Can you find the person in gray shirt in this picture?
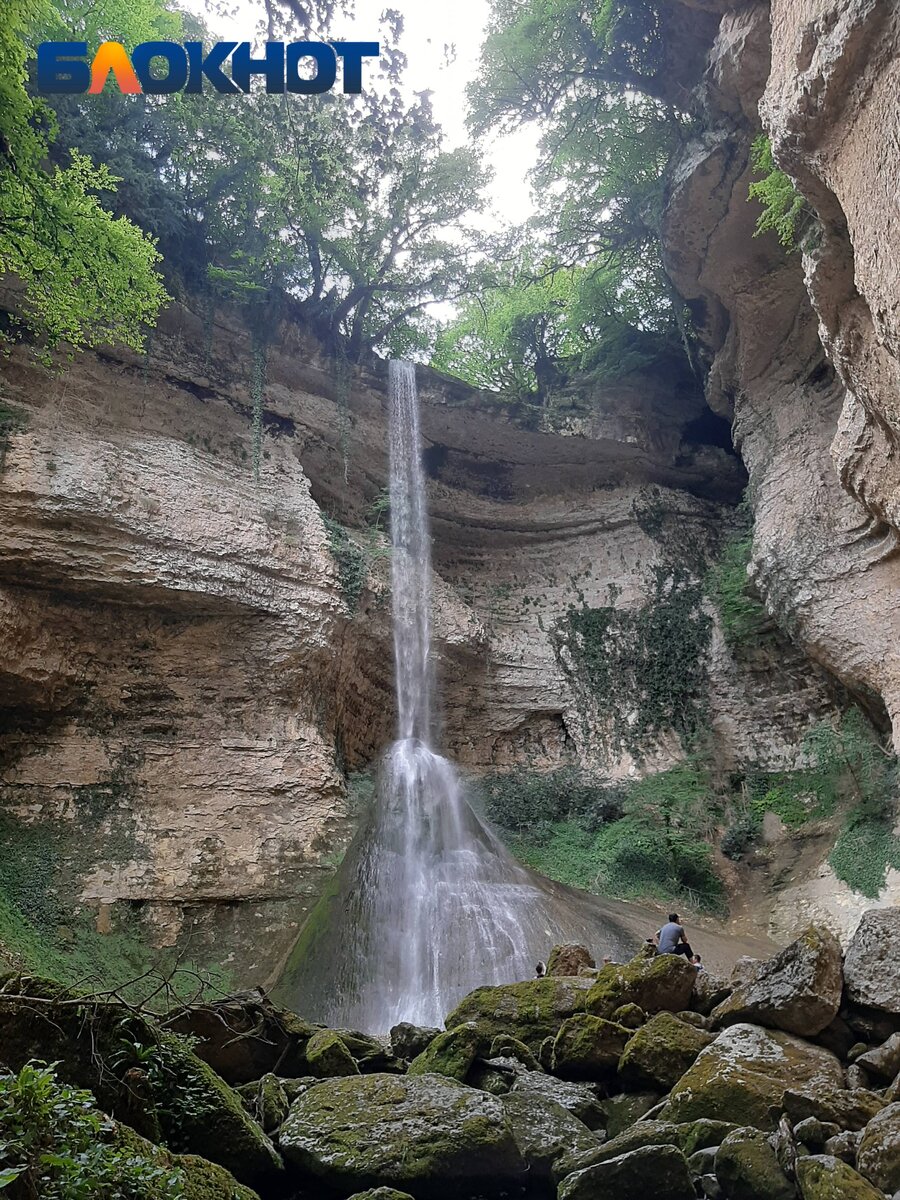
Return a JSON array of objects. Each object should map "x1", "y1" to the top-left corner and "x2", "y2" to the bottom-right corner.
[{"x1": 655, "y1": 913, "x2": 693, "y2": 958}]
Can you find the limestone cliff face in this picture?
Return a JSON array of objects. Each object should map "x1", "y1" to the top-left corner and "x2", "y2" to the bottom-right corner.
[
  {"x1": 660, "y1": 0, "x2": 900, "y2": 933},
  {"x1": 0, "y1": 287, "x2": 840, "y2": 978}
]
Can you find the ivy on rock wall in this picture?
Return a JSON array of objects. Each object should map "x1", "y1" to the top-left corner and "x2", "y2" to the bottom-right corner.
[{"x1": 552, "y1": 564, "x2": 712, "y2": 756}]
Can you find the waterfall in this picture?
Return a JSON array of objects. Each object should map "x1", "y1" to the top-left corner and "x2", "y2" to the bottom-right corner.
[{"x1": 275, "y1": 360, "x2": 637, "y2": 1031}]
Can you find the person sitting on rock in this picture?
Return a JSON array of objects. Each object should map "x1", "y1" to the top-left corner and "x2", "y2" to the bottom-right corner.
[
  {"x1": 655, "y1": 913, "x2": 694, "y2": 959},
  {"x1": 535, "y1": 961, "x2": 547, "y2": 978}
]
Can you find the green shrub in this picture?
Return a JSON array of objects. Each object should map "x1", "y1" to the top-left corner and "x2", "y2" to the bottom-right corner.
[
  {"x1": 706, "y1": 503, "x2": 770, "y2": 650},
  {"x1": 748, "y1": 135, "x2": 807, "y2": 249},
  {"x1": 720, "y1": 813, "x2": 760, "y2": 861},
  {"x1": 478, "y1": 766, "x2": 626, "y2": 833},
  {"x1": 0, "y1": 1061, "x2": 183, "y2": 1199},
  {"x1": 502, "y1": 759, "x2": 726, "y2": 913},
  {"x1": 322, "y1": 516, "x2": 368, "y2": 612}
]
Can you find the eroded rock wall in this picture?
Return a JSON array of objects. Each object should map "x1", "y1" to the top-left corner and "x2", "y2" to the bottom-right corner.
[
  {"x1": 0, "y1": 289, "x2": 841, "y2": 978},
  {"x1": 661, "y1": 0, "x2": 900, "y2": 934}
]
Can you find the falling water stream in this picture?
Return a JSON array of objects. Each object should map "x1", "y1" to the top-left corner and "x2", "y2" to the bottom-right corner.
[{"x1": 275, "y1": 361, "x2": 637, "y2": 1031}]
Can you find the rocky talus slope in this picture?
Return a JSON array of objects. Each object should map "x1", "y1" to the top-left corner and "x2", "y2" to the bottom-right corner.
[{"x1": 6, "y1": 913, "x2": 900, "y2": 1198}]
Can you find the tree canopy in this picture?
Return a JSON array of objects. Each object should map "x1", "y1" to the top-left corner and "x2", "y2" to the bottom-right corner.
[{"x1": 0, "y1": 0, "x2": 172, "y2": 357}]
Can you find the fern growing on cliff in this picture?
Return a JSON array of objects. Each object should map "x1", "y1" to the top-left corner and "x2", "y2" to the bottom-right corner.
[{"x1": 748, "y1": 136, "x2": 807, "y2": 249}]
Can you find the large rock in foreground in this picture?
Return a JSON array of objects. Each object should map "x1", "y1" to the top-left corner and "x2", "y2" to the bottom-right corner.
[
  {"x1": 856, "y1": 1101, "x2": 900, "y2": 1193},
  {"x1": 558, "y1": 1144, "x2": 695, "y2": 1200},
  {"x1": 279, "y1": 1072, "x2": 526, "y2": 1197},
  {"x1": 618, "y1": 1012, "x2": 714, "y2": 1092},
  {"x1": 585, "y1": 952, "x2": 697, "y2": 1020},
  {"x1": 711, "y1": 926, "x2": 843, "y2": 1037},
  {"x1": 796, "y1": 1154, "x2": 885, "y2": 1199},
  {"x1": 844, "y1": 910, "x2": 900, "y2": 1015},
  {"x1": 444, "y1": 977, "x2": 592, "y2": 1051},
  {"x1": 665, "y1": 1023, "x2": 845, "y2": 1130}
]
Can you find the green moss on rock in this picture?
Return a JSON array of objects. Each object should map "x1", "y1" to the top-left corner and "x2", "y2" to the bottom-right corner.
[
  {"x1": 408, "y1": 1024, "x2": 485, "y2": 1081},
  {"x1": 558, "y1": 1143, "x2": 695, "y2": 1200},
  {"x1": 236, "y1": 1074, "x2": 289, "y2": 1133},
  {"x1": 611, "y1": 1002, "x2": 645, "y2": 1028},
  {"x1": 151, "y1": 1034, "x2": 283, "y2": 1189},
  {"x1": 306, "y1": 1029, "x2": 360, "y2": 1078},
  {"x1": 551, "y1": 1014, "x2": 631, "y2": 1079},
  {"x1": 796, "y1": 1154, "x2": 885, "y2": 1199},
  {"x1": 177, "y1": 1155, "x2": 261, "y2": 1200},
  {"x1": 714, "y1": 1127, "x2": 795, "y2": 1200},
  {"x1": 586, "y1": 953, "x2": 697, "y2": 1020},
  {"x1": 618, "y1": 1011, "x2": 713, "y2": 1092},
  {"x1": 444, "y1": 977, "x2": 592, "y2": 1051},
  {"x1": 602, "y1": 1091, "x2": 661, "y2": 1138},
  {"x1": 489, "y1": 1034, "x2": 540, "y2": 1070},
  {"x1": 665, "y1": 1024, "x2": 844, "y2": 1130},
  {"x1": 279, "y1": 1072, "x2": 526, "y2": 1197}
]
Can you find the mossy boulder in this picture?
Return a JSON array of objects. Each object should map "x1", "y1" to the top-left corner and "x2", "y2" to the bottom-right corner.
[
  {"x1": 844, "y1": 908, "x2": 900, "y2": 1016},
  {"x1": 306, "y1": 1029, "x2": 360, "y2": 1078},
  {"x1": 346, "y1": 1191, "x2": 416, "y2": 1200},
  {"x1": 547, "y1": 944, "x2": 596, "y2": 977},
  {"x1": 618, "y1": 1011, "x2": 714, "y2": 1092},
  {"x1": 408, "y1": 1023, "x2": 484, "y2": 1081},
  {"x1": 714, "y1": 1127, "x2": 795, "y2": 1200},
  {"x1": 552, "y1": 1119, "x2": 682, "y2": 1182},
  {"x1": 602, "y1": 1091, "x2": 661, "y2": 1137},
  {"x1": 501, "y1": 1091, "x2": 601, "y2": 1182},
  {"x1": 178, "y1": 1155, "x2": 262, "y2": 1200},
  {"x1": 167, "y1": 992, "x2": 316, "y2": 1084},
  {"x1": 333, "y1": 1029, "x2": 402, "y2": 1072},
  {"x1": 236, "y1": 1073, "x2": 289, "y2": 1133},
  {"x1": 444, "y1": 977, "x2": 592, "y2": 1051},
  {"x1": 611, "y1": 1002, "x2": 646, "y2": 1029},
  {"x1": 678, "y1": 1118, "x2": 739, "y2": 1155},
  {"x1": 152, "y1": 1034, "x2": 284, "y2": 1189},
  {"x1": 467, "y1": 1060, "x2": 516, "y2": 1095},
  {"x1": 796, "y1": 1154, "x2": 885, "y2": 1199},
  {"x1": 711, "y1": 926, "x2": 843, "y2": 1038},
  {"x1": 488, "y1": 1034, "x2": 540, "y2": 1070},
  {"x1": 782, "y1": 1086, "x2": 884, "y2": 1131},
  {"x1": 585, "y1": 953, "x2": 697, "y2": 1020},
  {"x1": 551, "y1": 1014, "x2": 631, "y2": 1079},
  {"x1": 558, "y1": 1143, "x2": 695, "y2": 1200},
  {"x1": 279, "y1": 1072, "x2": 526, "y2": 1197},
  {"x1": 665, "y1": 1023, "x2": 845, "y2": 1130},
  {"x1": 510, "y1": 1070, "x2": 605, "y2": 1130},
  {"x1": 391, "y1": 1023, "x2": 441, "y2": 1061},
  {"x1": 856, "y1": 1101, "x2": 900, "y2": 1192},
  {"x1": 112, "y1": 1124, "x2": 260, "y2": 1200}
]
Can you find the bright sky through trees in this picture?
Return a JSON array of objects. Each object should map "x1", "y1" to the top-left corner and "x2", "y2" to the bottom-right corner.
[{"x1": 179, "y1": 0, "x2": 539, "y2": 227}]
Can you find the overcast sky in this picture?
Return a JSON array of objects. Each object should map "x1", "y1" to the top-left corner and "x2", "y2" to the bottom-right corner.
[{"x1": 178, "y1": 0, "x2": 538, "y2": 225}]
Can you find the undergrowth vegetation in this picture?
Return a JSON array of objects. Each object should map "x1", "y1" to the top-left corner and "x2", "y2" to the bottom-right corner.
[
  {"x1": 0, "y1": 810, "x2": 231, "y2": 1003},
  {"x1": 0, "y1": 1062, "x2": 184, "y2": 1199},
  {"x1": 478, "y1": 760, "x2": 725, "y2": 913},
  {"x1": 481, "y1": 709, "x2": 900, "y2": 911}
]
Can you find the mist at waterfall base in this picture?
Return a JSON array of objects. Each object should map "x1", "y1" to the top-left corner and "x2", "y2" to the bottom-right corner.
[{"x1": 276, "y1": 360, "x2": 636, "y2": 1033}]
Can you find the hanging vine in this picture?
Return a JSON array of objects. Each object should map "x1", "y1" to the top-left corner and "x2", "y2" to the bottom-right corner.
[{"x1": 250, "y1": 337, "x2": 268, "y2": 484}]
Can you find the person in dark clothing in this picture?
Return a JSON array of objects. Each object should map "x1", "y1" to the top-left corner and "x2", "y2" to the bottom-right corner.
[{"x1": 655, "y1": 913, "x2": 694, "y2": 958}]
